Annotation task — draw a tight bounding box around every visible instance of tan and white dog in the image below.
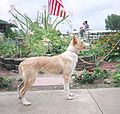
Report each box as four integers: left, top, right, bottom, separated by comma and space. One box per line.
18, 33, 89, 106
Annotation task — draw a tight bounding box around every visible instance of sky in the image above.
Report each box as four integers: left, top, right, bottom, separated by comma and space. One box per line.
0, 0, 120, 33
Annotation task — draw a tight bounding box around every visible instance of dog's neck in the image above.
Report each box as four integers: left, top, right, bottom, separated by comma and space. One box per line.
61, 43, 79, 64
67, 44, 79, 56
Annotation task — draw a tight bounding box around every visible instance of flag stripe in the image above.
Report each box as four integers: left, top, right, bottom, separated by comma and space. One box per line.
51, 0, 54, 14
63, 11, 66, 18
56, 3, 60, 16
48, 0, 66, 18
53, 0, 58, 15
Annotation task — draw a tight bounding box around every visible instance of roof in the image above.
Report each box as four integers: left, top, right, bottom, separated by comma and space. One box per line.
0, 20, 9, 24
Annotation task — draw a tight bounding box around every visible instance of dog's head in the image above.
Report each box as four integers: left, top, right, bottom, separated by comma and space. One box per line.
72, 33, 90, 51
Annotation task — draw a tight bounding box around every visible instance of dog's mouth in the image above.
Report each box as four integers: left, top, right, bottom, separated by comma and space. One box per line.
81, 46, 90, 51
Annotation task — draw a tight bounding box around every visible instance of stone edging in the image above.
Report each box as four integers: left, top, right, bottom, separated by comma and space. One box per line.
0, 56, 95, 72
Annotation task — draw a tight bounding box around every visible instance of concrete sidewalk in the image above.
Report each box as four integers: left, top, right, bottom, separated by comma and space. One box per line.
0, 88, 120, 114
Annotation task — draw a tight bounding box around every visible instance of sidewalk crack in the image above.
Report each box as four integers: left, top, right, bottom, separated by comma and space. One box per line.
87, 89, 103, 114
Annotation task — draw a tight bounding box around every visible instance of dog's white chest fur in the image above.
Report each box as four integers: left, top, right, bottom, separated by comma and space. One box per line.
61, 50, 78, 74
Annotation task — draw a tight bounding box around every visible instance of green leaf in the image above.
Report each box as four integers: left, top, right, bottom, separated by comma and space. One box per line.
114, 64, 120, 69
112, 74, 120, 78
94, 69, 101, 72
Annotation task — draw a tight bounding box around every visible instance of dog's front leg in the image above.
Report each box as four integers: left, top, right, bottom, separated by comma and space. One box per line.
63, 75, 74, 100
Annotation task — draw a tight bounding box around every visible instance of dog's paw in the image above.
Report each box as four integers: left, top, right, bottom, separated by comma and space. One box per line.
21, 97, 31, 106
23, 101, 31, 106
67, 96, 74, 100
69, 93, 74, 97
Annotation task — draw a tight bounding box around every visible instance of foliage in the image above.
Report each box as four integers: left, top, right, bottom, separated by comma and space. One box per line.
0, 76, 11, 88
0, 6, 70, 58
112, 64, 120, 87
72, 68, 109, 84
79, 32, 120, 63
91, 33, 120, 61
105, 14, 120, 31
18, 77, 23, 82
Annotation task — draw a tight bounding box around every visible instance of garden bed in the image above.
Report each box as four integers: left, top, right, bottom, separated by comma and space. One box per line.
1, 67, 119, 92
0, 76, 115, 92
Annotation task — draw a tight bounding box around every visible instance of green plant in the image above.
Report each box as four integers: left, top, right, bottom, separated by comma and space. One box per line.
80, 69, 96, 84
112, 74, 120, 87
72, 68, 109, 84
104, 79, 111, 84
18, 77, 23, 82
80, 33, 120, 62
112, 63, 120, 87
1, 5, 70, 58
0, 76, 11, 88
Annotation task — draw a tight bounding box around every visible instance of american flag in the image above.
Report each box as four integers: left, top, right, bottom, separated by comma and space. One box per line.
48, 0, 66, 18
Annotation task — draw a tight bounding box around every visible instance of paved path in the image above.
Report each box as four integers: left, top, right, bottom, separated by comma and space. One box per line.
0, 88, 120, 114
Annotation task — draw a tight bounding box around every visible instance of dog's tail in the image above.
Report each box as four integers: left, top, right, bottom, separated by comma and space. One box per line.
19, 62, 23, 77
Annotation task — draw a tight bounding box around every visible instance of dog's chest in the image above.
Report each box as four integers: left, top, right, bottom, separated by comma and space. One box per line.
61, 51, 78, 68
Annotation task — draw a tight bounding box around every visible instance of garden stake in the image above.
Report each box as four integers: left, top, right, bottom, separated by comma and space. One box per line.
78, 39, 120, 65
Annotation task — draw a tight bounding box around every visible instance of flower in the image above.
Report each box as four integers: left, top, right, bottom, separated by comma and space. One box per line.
40, 24, 44, 28
43, 42, 48, 46
10, 5, 15, 9
27, 30, 34, 35
8, 10, 12, 13
23, 46, 26, 49
117, 47, 119, 50
86, 69, 94, 72
115, 53, 118, 55
0, 79, 2, 83
43, 38, 50, 42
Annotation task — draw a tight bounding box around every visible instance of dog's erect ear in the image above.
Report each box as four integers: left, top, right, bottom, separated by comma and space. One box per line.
73, 33, 77, 45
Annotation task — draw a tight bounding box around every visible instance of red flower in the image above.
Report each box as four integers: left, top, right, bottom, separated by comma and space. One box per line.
79, 76, 82, 80
86, 68, 94, 72
0, 79, 2, 83
23, 46, 26, 49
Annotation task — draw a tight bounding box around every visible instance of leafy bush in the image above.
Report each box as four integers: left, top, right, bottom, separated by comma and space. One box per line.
112, 74, 120, 87
93, 33, 120, 61
72, 68, 109, 84
112, 64, 120, 87
0, 5, 70, 58
0, 76, 11, 88
79, 33, 120, 63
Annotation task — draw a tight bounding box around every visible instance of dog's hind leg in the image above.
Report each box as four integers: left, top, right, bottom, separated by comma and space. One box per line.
20, 73, 36, 106
17, 81, 24, 99
63, 75, 74, 100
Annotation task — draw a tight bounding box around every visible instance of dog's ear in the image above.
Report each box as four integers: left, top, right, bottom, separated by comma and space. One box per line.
73, 33, 77, 45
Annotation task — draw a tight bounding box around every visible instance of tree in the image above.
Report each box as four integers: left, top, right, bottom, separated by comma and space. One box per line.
105, 14, 120, 31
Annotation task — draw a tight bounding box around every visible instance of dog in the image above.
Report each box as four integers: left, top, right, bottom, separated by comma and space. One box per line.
18, 33, 89, 106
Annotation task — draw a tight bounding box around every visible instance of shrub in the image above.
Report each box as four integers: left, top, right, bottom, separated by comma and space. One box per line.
94, 33, 120, 61
0, 5, 70, 58
0, 76, 11, 88
79, 33, 120, 62
72, 68, 109, 84
112, 64, 120, 87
